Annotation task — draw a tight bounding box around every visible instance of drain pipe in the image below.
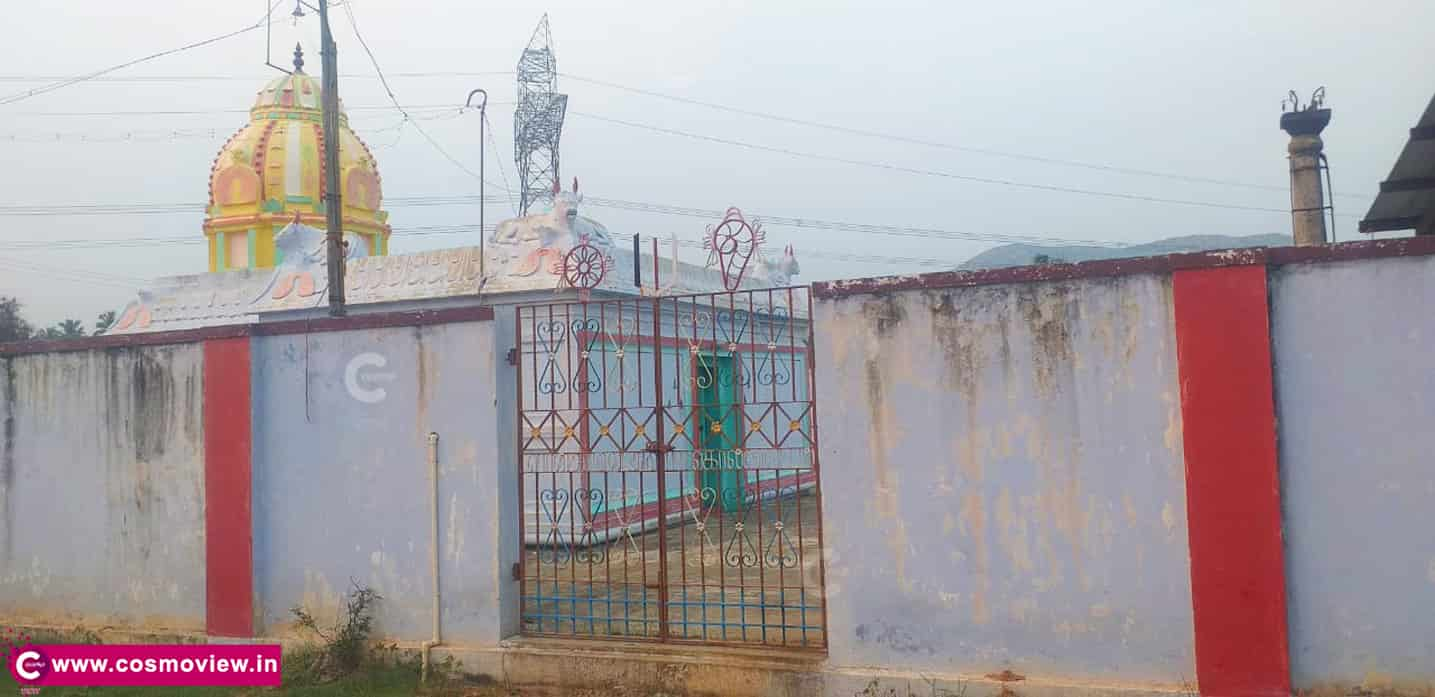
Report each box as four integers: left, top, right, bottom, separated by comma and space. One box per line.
420, 432, 442, 682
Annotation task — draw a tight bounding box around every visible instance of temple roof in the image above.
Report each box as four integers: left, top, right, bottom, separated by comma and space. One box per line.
102, 232, 796, 335
1360, 92, 1435, 235
203, 43, 388, 265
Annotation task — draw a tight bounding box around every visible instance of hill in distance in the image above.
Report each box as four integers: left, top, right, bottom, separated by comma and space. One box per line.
960, 234, 1290, 270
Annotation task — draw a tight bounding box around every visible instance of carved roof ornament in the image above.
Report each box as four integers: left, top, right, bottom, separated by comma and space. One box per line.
559, 234, 615, 302
703, 207, 766, 291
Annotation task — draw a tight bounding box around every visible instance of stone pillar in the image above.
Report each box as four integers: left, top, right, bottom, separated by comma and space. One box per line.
1281, 107, 1331, 246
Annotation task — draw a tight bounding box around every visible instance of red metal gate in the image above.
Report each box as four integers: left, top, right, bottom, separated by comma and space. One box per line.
515, 286, 826, 647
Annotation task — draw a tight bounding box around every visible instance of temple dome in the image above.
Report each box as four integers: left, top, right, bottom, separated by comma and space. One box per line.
202, 44, 390, 272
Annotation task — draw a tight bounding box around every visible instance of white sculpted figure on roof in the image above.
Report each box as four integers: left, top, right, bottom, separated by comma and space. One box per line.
255, 217, 370, 303
760, 244, 801, 287
488, 177, 614, 278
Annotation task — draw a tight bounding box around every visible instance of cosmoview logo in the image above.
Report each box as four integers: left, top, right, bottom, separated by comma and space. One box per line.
14, 647, 49, 682
345, 352, 395, 404
4, 627, 44, 689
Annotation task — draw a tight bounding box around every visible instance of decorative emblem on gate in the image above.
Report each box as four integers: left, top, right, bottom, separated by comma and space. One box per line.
560, 234, 614, 302
703, 207, 766, 291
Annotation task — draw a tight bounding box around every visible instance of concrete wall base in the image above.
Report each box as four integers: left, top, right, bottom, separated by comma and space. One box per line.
9, 624, 1193, 696
8, 623, 208, 646
434, 638, 1195, 697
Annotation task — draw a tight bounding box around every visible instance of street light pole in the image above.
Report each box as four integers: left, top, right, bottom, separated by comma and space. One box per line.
319, 0, 346, 316
466, 89, 488, 282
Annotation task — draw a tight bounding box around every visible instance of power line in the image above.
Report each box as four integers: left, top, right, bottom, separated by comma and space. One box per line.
0, 257, 145, 289
0, 1, 287, 106
0, 54, 1371, 207
568, 110, 1340, 216
0, 62, 1369, 202
3, 74, 1371, 216
6, 104, 499, 117
338, 1, 511, 197
583, 197, 1123, 247
11, 228, 961, 269
340, 1, 404, 117
483, 111, 522, 217
0, 195, 511, 216
0, 194, 1126, 248
9, 223, 501, 250
11, 109, 1329, 224
560, 72, 1371, 202
0, 110, 481, 143
0, 71, 513, 84
3, 61, 1370, 207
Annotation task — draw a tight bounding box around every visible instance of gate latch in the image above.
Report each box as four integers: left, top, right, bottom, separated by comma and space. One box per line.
505, 348, 519, 366
643, 441, 674, 454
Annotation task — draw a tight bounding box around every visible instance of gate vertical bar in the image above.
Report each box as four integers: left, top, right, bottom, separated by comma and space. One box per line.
515, 306, 527, 630
651, 292, 670, 639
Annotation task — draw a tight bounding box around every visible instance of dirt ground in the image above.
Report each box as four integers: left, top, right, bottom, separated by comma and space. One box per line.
521, 489, 826, 647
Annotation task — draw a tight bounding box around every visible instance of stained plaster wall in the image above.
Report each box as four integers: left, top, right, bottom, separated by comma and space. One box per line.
813, 275, 1196, 684
249, 320, 507, 644
0, 346, 206, 631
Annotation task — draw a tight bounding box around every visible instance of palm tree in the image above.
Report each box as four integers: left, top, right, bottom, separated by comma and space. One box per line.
95, 310, 118, 335
44, 319, 88, 339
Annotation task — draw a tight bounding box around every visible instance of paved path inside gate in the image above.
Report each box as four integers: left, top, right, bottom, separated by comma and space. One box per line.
522, 491, 826, 647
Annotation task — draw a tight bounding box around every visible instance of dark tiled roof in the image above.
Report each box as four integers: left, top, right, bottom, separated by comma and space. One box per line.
1361, 93, 1435, 234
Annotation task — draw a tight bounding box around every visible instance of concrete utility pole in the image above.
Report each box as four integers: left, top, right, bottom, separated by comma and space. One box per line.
1281, 88, 1332, 247
319, 0, 346, 315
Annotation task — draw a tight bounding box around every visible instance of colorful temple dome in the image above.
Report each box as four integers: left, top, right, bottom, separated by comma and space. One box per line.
203, 45, 390, 272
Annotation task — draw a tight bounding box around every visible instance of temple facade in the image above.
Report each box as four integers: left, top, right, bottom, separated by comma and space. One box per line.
102, 49, 799, 337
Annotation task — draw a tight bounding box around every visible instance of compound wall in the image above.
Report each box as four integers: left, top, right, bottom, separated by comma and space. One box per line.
1271, 255, 1435, 693
0, 345, 207, 631
815, 275, 1196, 684
250, 320, 504, 644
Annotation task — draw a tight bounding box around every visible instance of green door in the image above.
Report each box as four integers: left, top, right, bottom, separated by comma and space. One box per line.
696, 355, 744, 513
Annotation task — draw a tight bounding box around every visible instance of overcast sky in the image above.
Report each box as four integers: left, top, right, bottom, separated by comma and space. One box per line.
3, 0, 1432, 327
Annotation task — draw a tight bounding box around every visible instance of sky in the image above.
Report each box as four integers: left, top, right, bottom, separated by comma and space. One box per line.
2, 0, 1432, 327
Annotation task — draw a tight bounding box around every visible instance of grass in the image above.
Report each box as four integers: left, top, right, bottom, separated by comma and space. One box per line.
0, 652, 449, 697
0, 658, 522, 696
0, 629, 514, 697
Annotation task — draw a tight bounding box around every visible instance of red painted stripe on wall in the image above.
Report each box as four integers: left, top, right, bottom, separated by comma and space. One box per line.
202, 337, 254, 637
1172, 265, 1290, 697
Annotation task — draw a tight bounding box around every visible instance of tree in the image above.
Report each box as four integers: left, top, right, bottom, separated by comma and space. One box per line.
43, 319, 88, 340
94, 310, 117, 336
1032, 254, 1066, 265
0, 296, 34, 343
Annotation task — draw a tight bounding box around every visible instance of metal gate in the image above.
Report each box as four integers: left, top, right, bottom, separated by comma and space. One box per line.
515, 286, 826, 647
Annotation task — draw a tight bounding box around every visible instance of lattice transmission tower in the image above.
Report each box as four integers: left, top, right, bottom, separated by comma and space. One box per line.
513, 14, 568, 216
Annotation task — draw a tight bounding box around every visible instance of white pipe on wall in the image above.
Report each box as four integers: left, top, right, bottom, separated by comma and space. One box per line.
420, 432, 442, 682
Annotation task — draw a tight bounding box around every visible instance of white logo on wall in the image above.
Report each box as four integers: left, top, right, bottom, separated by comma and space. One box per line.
345, 352, 395, 404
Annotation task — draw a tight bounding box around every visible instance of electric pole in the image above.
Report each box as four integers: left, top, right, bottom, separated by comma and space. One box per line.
319, 0, 346, 316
